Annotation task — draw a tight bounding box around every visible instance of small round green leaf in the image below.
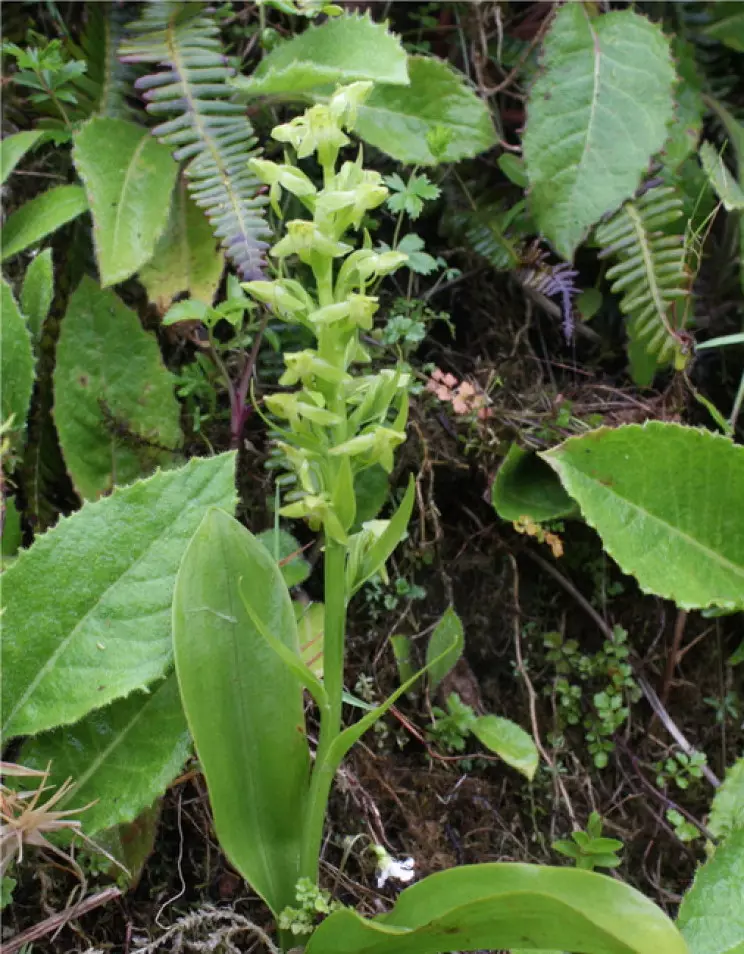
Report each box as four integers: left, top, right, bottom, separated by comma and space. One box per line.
472, 714, 539, 780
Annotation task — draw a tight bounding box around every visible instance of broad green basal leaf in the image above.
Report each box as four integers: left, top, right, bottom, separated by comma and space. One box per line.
73, 117, 178, 286
352, 56, 497, 165
140, 177, 224, 313
492, 443, 578, 523
305, 863, 687, 954
1, 185, 88, 262
708, 757, 744, 841
472, 714, 539, 780
678, 828, 744, 954
1, 130, 43, 185
1, 451, 236, 739
54, 277, 182, 500
541, 422, 744, 611
173, 508, 309, 917
523, 5, 675, 259
0, 279, 35, 455
233, 14, 408, 98
21, 248, 54, 344
21, 674, 190, 835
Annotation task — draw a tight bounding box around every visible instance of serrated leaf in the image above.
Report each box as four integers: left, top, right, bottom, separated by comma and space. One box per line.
708, 757, 744, 841
472, 714, 539, 780
73, 117, 178, 286
523, 5, 676, 259
678, 828, 744, 954
1, 185, 88, 261
352, 56, 497, 165
306, 864, 687, 954
21, 674, 190, 835
699, 142, 744, 211
0, 130, 43, 185
21, 248, 54, 343
54, 277, 182, 500
492, 444, 578, 523
140, 177, 224, 313
234, 14, 408, 98
0, 279, 35, 455
426, 606, 464, 693
541, 422, 744, 611
1, 451, 237, 740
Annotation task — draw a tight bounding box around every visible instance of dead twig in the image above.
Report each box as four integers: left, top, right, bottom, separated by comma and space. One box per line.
1, 887, 121, 954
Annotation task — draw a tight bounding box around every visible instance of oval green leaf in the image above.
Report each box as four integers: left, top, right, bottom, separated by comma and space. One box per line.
1, 130, 43, 185
523, 5, 675, 259
21, 248, 54, 343
54, 276, 182, 500
542, 423, 744, 610
1, 184, 88, 261
21, 674, 190, 835
73, 117, 178, 286
0, 279, 35, 455
173, 508, 309, 917
426, 606, 464, 693
353, 56, 497, 165
678, 828, 744, 954
492, 443, 578, 523
472, 714, 539, 780
1, 451, 237, 739
305, 863, 687, 954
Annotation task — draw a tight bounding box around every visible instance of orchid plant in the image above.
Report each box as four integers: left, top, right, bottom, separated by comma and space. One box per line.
171, 85, 688, 954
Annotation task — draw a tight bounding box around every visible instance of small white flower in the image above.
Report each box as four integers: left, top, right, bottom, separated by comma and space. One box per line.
372, 845, 416, 888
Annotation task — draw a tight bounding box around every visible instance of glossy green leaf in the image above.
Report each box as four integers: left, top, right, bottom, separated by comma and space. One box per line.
21, 674, 190, 835
54, 277, 182, 500
0, 279, 35, 454
233, 14, 408, 97
1, 130, 43, 185
492, 444, 578, 524
523, 5, 675, 259
1, 451, 237, 739
699, 142, 744, 211
708, 757, 744, 841
257, 527, 311, 588
139, 178, 224, 313
426, 606, 464, 693
542, 423, 744, 611
678, 828, 744, 954
173, 508, 309, 917
472, 715, 539, 780
353, 57, 497, 165
73, 117, 178, 285
350, 477, 415, 594
305, 864, 687, 954
21, 248, 54, 343
1, 185, 88, 261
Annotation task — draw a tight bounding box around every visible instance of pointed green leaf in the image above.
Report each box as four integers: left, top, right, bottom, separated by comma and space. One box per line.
173, 508, 309, 917
234, 14, 408, 98
426, 606, 464, 693
21, 248, 54, 343
305, 864, 687, 954
678, 829, 744, 954
352, 57, 497, 165
702, 5, 744, 53
1, 452, 237, 739
541, 423, 744, 611
472, 714, 539, 780
54, 277, 182, 500
140, 178, 224, 313
1, 130, 43, 185
0, 279, 35, 454
708, 757, 744, 841
699, 142, 744, 211
492, 444, 578, 523
21, 674, 190, 835
523, 5, 675, 258
1, 185, 88, 261
73, 117, 178, 285
350, 476, 416, 594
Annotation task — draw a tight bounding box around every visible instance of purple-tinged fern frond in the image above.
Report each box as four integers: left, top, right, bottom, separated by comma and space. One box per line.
120, 2, 269, 279
518, 246, 580, 340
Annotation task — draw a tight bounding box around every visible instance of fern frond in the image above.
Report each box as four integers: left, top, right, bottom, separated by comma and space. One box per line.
120, 2, 269, 279
444, 198, 526, 271
596, 187, 690, 368
70, 4, 137, 121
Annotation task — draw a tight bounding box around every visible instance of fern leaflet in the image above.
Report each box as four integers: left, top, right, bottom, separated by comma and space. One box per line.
596, 187, 690, 371
70, 4, 137, 121
120, 2, 269, 279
